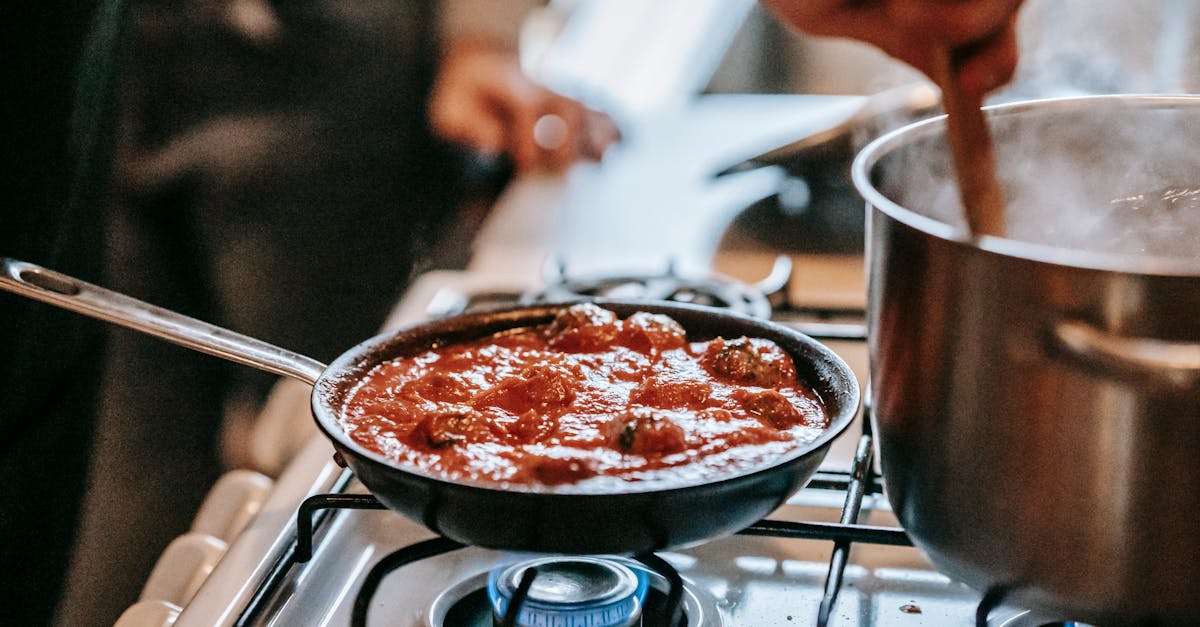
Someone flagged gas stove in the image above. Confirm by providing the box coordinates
[117,264,1074,627]
[113,95,1081,627]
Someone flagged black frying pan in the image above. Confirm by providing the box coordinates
[1,258,859,553]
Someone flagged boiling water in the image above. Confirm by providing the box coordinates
[997,182,1200,259]
[1094,185,1200,257]
[910,181,1200,259]
[875,100,1200,262]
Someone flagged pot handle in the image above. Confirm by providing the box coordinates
[0,258,327,386]
[1053,319,1200,380]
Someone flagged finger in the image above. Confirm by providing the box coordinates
[504,91,544,173]
[763,3,936,75]
[758,0,870,35]
[471,119,506,157]
[580,109,620,161]
[428,84,506,156]
[956,16,1020,97]
[887,0,1025,48]
[535,97,583,170]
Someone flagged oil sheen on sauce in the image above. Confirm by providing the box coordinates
[339,304,828,489]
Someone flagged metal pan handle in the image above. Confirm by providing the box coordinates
[1053,318,1200,383]
[1,257,327,386]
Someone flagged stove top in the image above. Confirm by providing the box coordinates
[122,95,1084,627]
[223,470,1064,626]
[147,268,1073,627]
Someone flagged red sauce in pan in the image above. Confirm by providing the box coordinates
[340,304,828,488]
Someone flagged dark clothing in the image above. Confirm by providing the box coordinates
[1,1,130,626]
[4,0,491,624]
[51,1,480,625]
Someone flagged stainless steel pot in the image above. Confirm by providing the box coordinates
[853,95,1200,624]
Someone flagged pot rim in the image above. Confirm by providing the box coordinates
[852,93,1200,276]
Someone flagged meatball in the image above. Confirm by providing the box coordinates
[702,336,797,387]
[617,311,687,353]
[735,389,804,429]
[528,455,597,484]
[474,363,577,414]
[408,410,489,448]
[506,409,558,443]
[629,374,712,409]
[547,303,620,352]
[607,409,687,455]
[403,371,473,403]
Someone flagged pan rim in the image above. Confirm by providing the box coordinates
[309,299,859,496]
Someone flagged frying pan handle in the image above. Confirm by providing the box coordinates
[1053,319,1200,381]
[0,257,327,386]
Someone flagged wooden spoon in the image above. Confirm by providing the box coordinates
[930,46,1007,238]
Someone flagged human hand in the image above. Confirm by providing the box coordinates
[428,40,620,173]
[761,0,1026,98]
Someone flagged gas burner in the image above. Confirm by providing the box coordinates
[525,257,792,319]
[489,557,647,627]
[428,556,722,627]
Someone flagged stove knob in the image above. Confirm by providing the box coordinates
[139,533,228,608]
[190,469,272,542]
[488,556,649,627]
[113,600,181,627]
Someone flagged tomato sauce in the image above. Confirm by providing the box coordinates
[340,304,828,488]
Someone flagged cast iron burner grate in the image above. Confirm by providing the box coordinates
[521,256,793,319]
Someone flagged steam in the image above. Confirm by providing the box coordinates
[866,0,1200,262]
[1005,0,1199,98]
[872,98,1200,260]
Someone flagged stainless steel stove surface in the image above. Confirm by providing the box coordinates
[248,490,967,626]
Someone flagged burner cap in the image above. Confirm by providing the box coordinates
[488,556,648,627]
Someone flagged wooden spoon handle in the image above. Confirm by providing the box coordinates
[931,46,1007,238]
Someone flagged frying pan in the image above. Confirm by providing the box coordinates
[1,257,858,554]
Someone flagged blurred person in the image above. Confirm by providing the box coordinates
[1,2,127,626]
[762,0,1027,97]
[0,1,614,626]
